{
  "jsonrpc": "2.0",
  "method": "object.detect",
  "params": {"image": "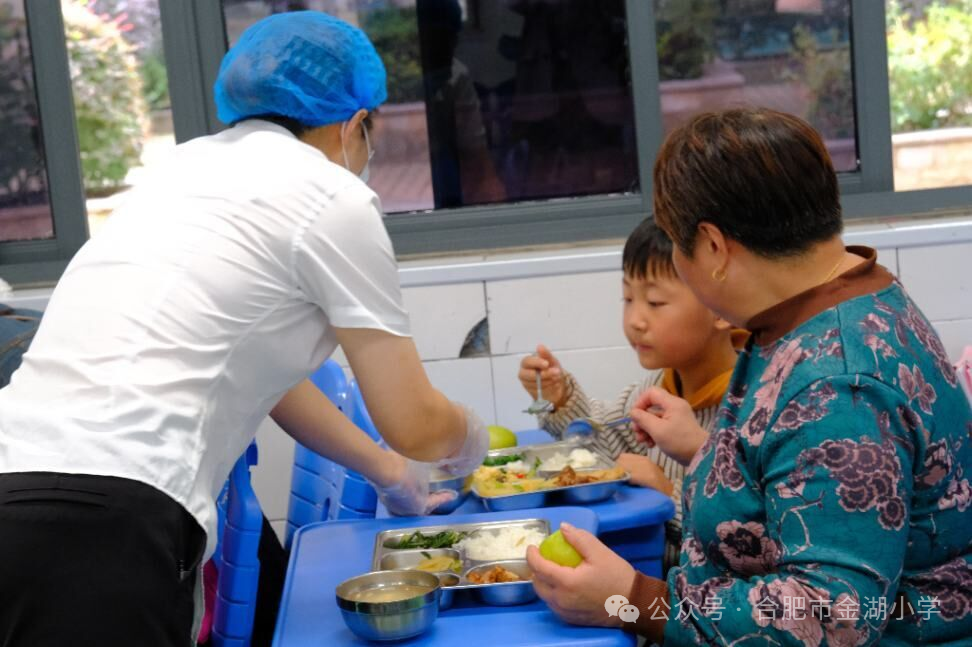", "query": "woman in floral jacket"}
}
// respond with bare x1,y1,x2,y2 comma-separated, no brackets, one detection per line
526,108,972,646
